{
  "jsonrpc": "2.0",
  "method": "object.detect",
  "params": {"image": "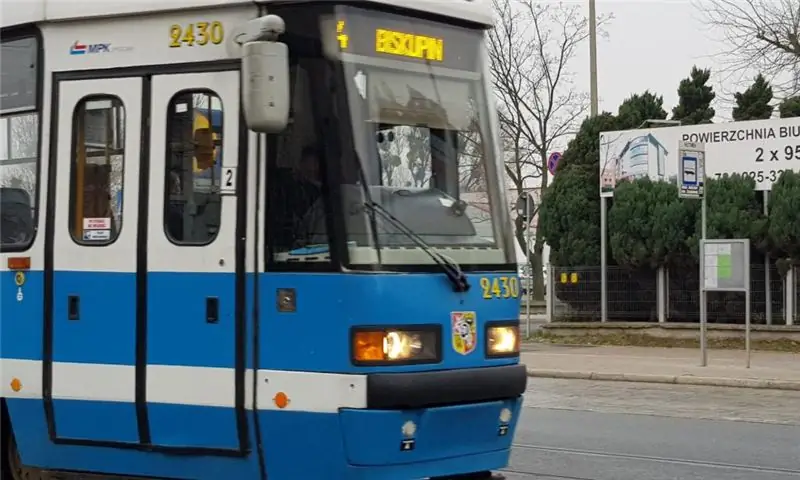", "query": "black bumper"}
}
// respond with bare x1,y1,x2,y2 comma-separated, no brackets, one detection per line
366,364,528,410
